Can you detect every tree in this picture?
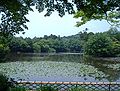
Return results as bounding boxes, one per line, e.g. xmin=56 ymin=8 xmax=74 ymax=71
xmin=0 ymin=0 xmax=120 ymax=36
xmin=0 ymin=0 xmax=31 ymax=36
xmin=0 ymin=35 xmax=10 ymax=60
xmin=74 ymin=0 xmax=120 ymax=27
xmin=84 ymin=32 xmax=120 ymax=57
xmin=25 ymin=37 xmax=34 ymax=52
xmin=32 ymin=42 xmax=41 ymax=53
xmin=105 ymin=27 xmax=120 ymax=41
xmin=9 ymin=37 xmax=30 ymax=52
xmin=84 ymin=33 xmax=112 ymax=57
xmin=0 ymin=43 xmax=10 ymax=59
xmin=105 ymin=28 xmax=120 ymax=55
xmin=0 ymin=74 xmax=11 ymax=91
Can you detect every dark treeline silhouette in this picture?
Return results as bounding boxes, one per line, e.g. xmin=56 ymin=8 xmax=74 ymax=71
xmin=0 ymin=27 xmax=120 ymax=61
xmin=9 ymin=33 xmax=86 ymax=53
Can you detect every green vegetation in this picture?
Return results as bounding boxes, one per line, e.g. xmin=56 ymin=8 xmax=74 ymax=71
xmin=10 ymin=87 xmax=26 ymax=91
xmin=0 ymin=28 xmax=120 ymax=62
xmin=84 ymin=28 xmax=120 ymax=57
xmin=37 ymin=86 xmax=58 ymax=91
xmin=7 ymin=85 xmax=110 ymax=91
xmin=0 ymin=36 xmax=10 ymax=60
xmin=84 ymin=33 xmax=115 ymax=57
xmin=0 ymin=74 xmax=26 ymax=91
xmin=8 ymin=28 xmax=120 ymax=57
xmin=8 ymin=34 xmax=84 ymax=53
xmin=0 ymin=0 xmax=119 ymax=36
xmin=0 ymin=0 xmax=120 ymax=61
xmin=9 ymin=85 xmax=120 ymax=91
xmin=0 ymin=74 xmax=9 ymax=91
xmin=69 ymin=87 xmax=102 ymax=91
xmin=0 ymin=74 xmax=14 ymax=91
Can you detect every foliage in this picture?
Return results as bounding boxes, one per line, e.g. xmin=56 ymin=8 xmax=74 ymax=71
xmin=37 ymin=86 xmax=58 ymax=91
xmin=84 ymin=30 xmax=120 ymax=57
xmin=84 ymin=33 xmax=112 ymax=57
xmin=0 ymin=0 xmax=120 ymax=35
xmin=0 ymin=0 xmax=32 ymax=36
xmin=104 ymin=28 xmax=120 ymax=56
xmin=10 ymin=87 xmax=26 ymax=91
xmin=32 ymin=42 xmax=41 ymax=53
xmin=1 ymin=28 xmax=120 ymax=58
xmin=0 ymin=35 xmax=10 ymax=60
xmin=69 ymin=87 xmax=103 ymax=91
xmin=74 ymin=0 xmax=120 ymax=27
xmin=9 ymin=37 xmax=30 ymax=52
xmin=0 ymin=73 xmax=25 ymax=91
xmin=0 ymin=74 xmax=13 ymax=91
xmin=8 ymin=33 xmax=84 ymax=53
xmin=0 ymin=44 xmax=10 ymax=59
xmin=105 ymin=27 xmax=120 ymax=41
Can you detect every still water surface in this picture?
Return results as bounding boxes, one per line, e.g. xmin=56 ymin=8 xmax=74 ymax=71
xmin=0 ymin=53 xmax=120 ymax=82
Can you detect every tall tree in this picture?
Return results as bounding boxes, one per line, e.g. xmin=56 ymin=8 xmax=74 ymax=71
xmin=74 ymin=0 xmax=120 ymax=27
xmin=0 ymin=0 xmax=120 ymax=36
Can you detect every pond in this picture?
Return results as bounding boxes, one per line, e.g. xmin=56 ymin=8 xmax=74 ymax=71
xmin=0 ymin=53 xmax=120 ymax=82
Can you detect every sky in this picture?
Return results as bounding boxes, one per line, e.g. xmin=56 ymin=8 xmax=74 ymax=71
xmin=16 ymin=7 xmax=112 ymax=38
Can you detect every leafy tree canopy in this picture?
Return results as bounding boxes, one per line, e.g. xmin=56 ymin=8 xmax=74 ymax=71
xmin=0 ymin=0 xmax=120 ymax=35
xmin=84 ymin=28 xmax=120 ymax=57
xmin=74 ymin=0 xmax=120 ymax=27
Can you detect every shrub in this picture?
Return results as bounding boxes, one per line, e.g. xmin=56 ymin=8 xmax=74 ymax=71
xmin=0 ymin=44 xmax=10 ymax=62
xmin=37 ymin=86 xmax=58 ymax=91
xmin=10 ymin=87 xmax=26 ymax=91
xmin=84 ymin=33 xmax=115 ymax=57
xmin=0 ymin=74 xmax=11 ymax=91
xmin=69 ymin=87 xmax=101 ymax=91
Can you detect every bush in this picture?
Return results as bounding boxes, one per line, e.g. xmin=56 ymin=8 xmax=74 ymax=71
xmin=69 ymin=87 xmax=101 ymax=91
xmin=37 ymin=86 xmax=58 ymax=91
xmin=84 ymin=33 xmax=119 ymax=57
xmin=0 ymin=74 xmax=11 ymax=91
xmin=0 ymin=44 xmax=10 ymax=62
xmin=10 ymin=87 xmax=26 ymax=91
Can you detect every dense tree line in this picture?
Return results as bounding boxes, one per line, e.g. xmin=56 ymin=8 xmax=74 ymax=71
xmin=6 ymin=28 xmax=95 ymax=54
xmin=0 ymin=28 xmax=120 ymax=61
xmin=9 ymin=34 xmax=85 ymax=53
xmin=84 ymin=28 xmax=120 ymax=57
xmin=0 ymin=0 xmax=119 ymax=60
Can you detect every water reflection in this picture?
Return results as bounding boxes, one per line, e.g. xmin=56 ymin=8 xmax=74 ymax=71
xmin=0 ymin=53 xmax=120 ymax=82
xmin=7 ymin=53 xmax=83 ymax=62
xmin=83 ymin=56 xmax=120 ymax=82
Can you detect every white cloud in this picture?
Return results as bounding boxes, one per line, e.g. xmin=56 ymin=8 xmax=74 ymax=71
xmin=16 ymin=8 xmax=111 ymax=38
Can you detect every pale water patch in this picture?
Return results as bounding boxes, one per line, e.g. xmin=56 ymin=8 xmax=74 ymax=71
xmin=0 ymin=53 xmax=120 ymax=82
xmin=0 ymin=61 xmax=106 ymax=81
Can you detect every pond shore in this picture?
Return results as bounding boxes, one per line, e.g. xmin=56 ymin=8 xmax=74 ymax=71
xmin=92 ymin=57 xmax=120 ymax=62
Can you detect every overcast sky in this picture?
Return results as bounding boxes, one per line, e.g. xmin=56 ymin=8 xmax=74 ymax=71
xmin=16 ymin=8 xmax=112 ymax=38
